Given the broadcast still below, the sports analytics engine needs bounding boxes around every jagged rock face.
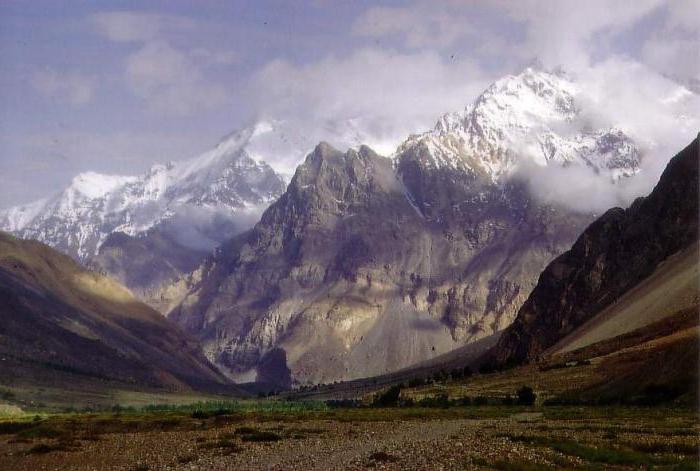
[491,137,699,366]
[396,152,588,341]
[170,142,591,384]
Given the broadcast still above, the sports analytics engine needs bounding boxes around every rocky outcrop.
[491,137,699,366]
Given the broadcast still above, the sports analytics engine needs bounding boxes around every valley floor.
[0,406,697,470]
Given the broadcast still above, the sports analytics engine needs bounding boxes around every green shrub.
[517,386,536,406]
[239,430,281,442]
[191,410,209,419]
[372,385,402,407]
[473,396,488,406]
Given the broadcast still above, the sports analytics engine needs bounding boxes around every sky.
[0,0,698,209]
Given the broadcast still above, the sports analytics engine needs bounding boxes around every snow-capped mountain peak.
[0,122,288,261]
[398,66,641,182]
[68,172,138,199]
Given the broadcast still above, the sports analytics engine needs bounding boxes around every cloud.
[574,59,699,148]
[191,48,238,66]
[160,204,266,251]
[498,0,665,70]
[352,4,477,48]
[249,48,491,158]
[89,11,235,117]
[513,160,649,214]
[353,1,667,72]
[516,59,699,213]
[31,69,96,106]
[125,40,229,116]
[640,0,699,87]
[90,11,195,43]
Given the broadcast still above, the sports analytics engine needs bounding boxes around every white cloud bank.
[125,40,229,116]
[90,11,195,43]
[90,11,235,116]
[249,48,491,159]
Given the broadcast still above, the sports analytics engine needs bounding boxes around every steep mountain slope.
[169,67,651,385]
[490,136,699,366]
[550,243,698,355]
[0,123,286,262]
[0,232,231,394]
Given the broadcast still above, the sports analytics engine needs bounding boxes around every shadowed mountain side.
[0,232,236,395]
[489,136,699,367]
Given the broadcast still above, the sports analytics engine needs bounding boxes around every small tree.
[516,386,536,406]
[373,385,402,407]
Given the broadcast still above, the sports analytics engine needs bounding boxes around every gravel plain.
[1,409,697,470]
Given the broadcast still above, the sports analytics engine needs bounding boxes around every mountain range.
[166,67,650,385]
[0,65,694,390]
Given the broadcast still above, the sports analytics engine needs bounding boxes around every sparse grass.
[0,421,35,434]
[626,441,698,456]
[16,425,65,439]
[198,438,243,454]
[549,440,654,466]
[141,399,329,415]
[497,432,697,466]
[177,453,196,464]
[234,426,258,435]
[490,459,553,471]
[25,440,77,455]
[239,430,282,442]
[368,451,398,463]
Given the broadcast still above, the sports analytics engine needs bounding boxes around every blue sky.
[0,0,697,207]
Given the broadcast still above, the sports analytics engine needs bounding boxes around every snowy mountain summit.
[396,66,641,182]
[0,123,288,261]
